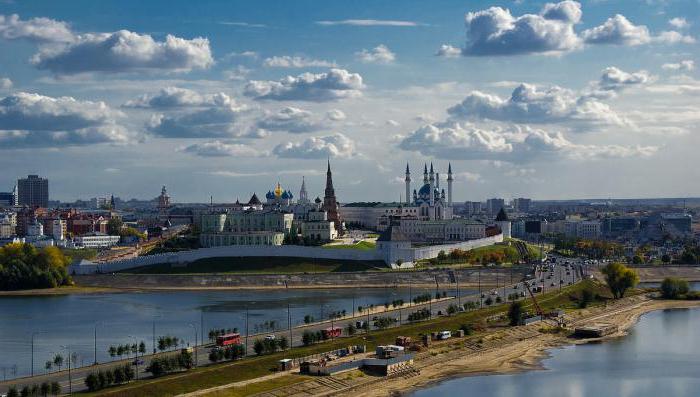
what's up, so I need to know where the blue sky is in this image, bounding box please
[0,0,698,202]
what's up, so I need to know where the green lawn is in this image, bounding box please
[61,247,98,262]
[124,256,386,274]
[83,280,618,397]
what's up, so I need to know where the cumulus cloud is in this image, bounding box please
[668,17,690,29]
[32,30,213,75]
[147,102,247,138]
[223,65,251,81]
[582,14,694,45]
[0,14,74,43]
[447,83,628,128]
[273,133,355,159]
[244,69,364,102]
[263,56,336,68]
[315,19,420,27]
[398,122,655,162]
[662,60,695,72]
[355,45,395,64]
[123,87,236,109]
[598,67,651,91]
[435,44,461,58]
[326,109,346,121]
[0,77,12,90]
[180,140,263,157]
[0,92,131,148]
[254,107,325,134]
[461,1,582,56]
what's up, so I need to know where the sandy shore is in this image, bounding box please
[0,285,119,296]
[359,296,700,397]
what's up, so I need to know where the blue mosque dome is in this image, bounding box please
[418,183,431,196]
[265,191,275,200]
[281,190,290,200]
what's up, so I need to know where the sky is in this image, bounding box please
[0,0,698,203]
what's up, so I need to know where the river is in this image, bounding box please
[0,286,473,380]
[412,306,700,397]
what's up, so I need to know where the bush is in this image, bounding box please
[407,308,431,322]
[660,277,690,299]
[373,316,397,329]
[459,323,474,335]
[446,303,459,315]
[484,297,493,306]
[146,352,193,378]
[579,288,594,308]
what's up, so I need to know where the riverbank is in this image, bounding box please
[0,285,118,296]
[360,296,700,397]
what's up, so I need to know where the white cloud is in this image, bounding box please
[598,67,651,91]
[273,133,355,159]
[0,92,131,148]
[386,119,400,127]
[223,65,251,81]
[326,109,346,121]
[447,83,629,128]
[398,122,656,162]
[254,107,324,134]
[218,21,267,28]
[180,140,263,157]
[32,30,213,75]
[244,69,364,102]
[315,19,420,27]
[0,77,12,90]
[355,45,395,64]
[0,14,74,43]
[147,102,248,138]
[668,17,690,29]
[435,44,461,58]
[461,1,582,56]
[662,60,695,72]
[582,14,694,46]
[262,56,337,68]
[123,87,237,108]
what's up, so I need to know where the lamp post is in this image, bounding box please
[187,324,198,366]
[127,335,139,380]
[93,322,103,365]
[60,345,72,395]
[30,331,45,377]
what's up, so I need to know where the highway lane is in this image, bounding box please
[0,261,578,394]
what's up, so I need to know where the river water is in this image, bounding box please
[0,286,471,380]
[412,306,700,397]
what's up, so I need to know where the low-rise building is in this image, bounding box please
[301,210,337,241]
[73,232,120,249]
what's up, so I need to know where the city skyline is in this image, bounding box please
[1,0,699,201]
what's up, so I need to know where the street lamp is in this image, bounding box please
[127,335,139,380]
[30,331,46,377]
[59,345,72,395]
[187,323,198,366]
[94,321,103,365]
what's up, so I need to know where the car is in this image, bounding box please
[437,330,452,340]
[132,358,144,366]
[265,335,276,341]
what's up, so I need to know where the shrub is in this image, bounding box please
[508,301,524,326]
[660,277,690,299]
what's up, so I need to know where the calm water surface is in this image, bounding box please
[0,286,470,379]
[412,307,700,397]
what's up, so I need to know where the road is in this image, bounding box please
[0,260,580,394]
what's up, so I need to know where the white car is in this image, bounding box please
[265,335,276,341]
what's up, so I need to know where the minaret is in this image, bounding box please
[423,163,428,184]
[436,172,440,190]
[429,162,435,206]
[299,176,309,204]
[404,163,411,205]
[447,163,454,207]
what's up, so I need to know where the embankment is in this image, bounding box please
[74,267,528,290]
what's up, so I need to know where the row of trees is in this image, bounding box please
[253,336,288,355]
[157,335,180,352]
[553,237,624,259]
[108,342,146,359]
[208,345,246,362]
[0,243,72,290]
[5,382,61,397]
[146,352,194,377]
[84,365,135,392]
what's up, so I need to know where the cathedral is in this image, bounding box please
[405,162,454,221]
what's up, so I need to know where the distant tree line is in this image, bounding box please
[0,243,72,290]
[5,381,61,397]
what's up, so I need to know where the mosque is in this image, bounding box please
[406,162,453,221]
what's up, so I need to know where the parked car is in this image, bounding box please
[437,330,452,340]
[265,335,276,341]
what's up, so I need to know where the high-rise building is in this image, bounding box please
[486,198,505,215]
[17,175,49,208]
[513,197,532,213]
[321,160,341,232]
[0,191,14,206]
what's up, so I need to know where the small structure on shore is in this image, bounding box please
[574,323,618,338]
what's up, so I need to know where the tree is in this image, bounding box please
[437,250,447,261]
[278,336,289,350]
[7,386,19,397]
[484,297,493,306]
[345,323,356,336]
[601,263,639,299]
[253,339,264,356]
[40,382,50,397]
[508,301,524,326]
[661,254,671,264]
[107,217,123,236]
[660,277,690,299]
[139,341,146,355]
[579,288,594,308]
[44,361,52,372]
[20,386,30,397]
[108,345,117,358]
[632,255,644,264]
[50,382,60,396]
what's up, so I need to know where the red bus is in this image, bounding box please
[322,327,341,339]
[216,333,241,347]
